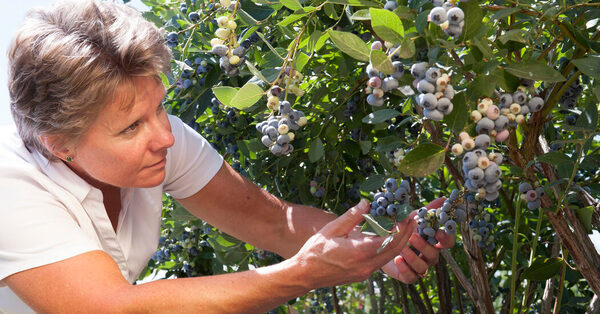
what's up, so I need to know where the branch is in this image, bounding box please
[440,249,478,305]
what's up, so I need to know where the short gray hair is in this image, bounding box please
[8,0,172,161]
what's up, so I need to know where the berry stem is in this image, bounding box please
[509,198,522,314]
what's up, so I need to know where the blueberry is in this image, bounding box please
[468,167,484,181]
[463,152,478,169]
[385,178,398,191]
[410,62,428,79]
[384,0,397,11]
[386,204,398,216]
[444,220,457,234]
[476,117,495,134]
[424,108,444,121]
[484,164,501,183]
[518,182,532,194]
[425,67,441,83]
[189,11,200,22]
[429,7,447,25]
[499,93,513,108]
[446,7,464,23]
[528,96,544,112]
[513,91,527,104]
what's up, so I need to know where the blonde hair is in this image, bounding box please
[8,0,172,161]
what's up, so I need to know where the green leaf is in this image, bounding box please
[572,57,600,80]
[212,86,238,107]
[170,203,197,221]
[360,174,386,192]
[576,101,599,130]
[375,136,403,152]
[459,0,483,41]
[398,143,446,177]
[522,258,563,281]
[369,8,404,44]
[280,0,302,11]
[472,38,492,60]
[575,206,594,233]
[229,83,264,110]
[393,6,415,20]
[294,52,310,72]
[351,9,371,20]
[396,204,413,221]
[278,11,311,27]
[362,214,390,237]
[466,75,496,100]
[563,21,590,50]
[370,49,395,75]
[327,30,370,62]
[443,92,467,132]
[490,7,520,20]
[498,29,526,44]
[491,68,520,91]
[328,0,380,7]
[362,109,401,124]
[377,234,395,253]
[245,60,270,84]
[538,151,573,166]
[240,0,275,21]
[397,36,416,59]
[308,138,324,162]
[505,61,566,83]
[415,11,429,34]
[360,140,372,154]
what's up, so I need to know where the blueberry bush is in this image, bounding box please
[138,0,600,312]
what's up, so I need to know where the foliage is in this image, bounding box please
[139,0,600,312]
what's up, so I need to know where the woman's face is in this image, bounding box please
[68,76,175,189]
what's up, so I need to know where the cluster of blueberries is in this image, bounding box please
[466,197,497,250]
[385,147,406,168]
[151,226,213,277]
[454,132,504,202]
[309,180,326,198]
[364,41,404,107]
[428,2,466,38]
[255,86,307,156]
[416,189,466,245]
[559,76,583,110]
[173,57,211,95]
[369,178,411,217]
[411,62,455,121]
[210,15,258,77]
[518,182,546,210]
[343,95,360,118]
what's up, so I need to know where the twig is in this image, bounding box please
[440,249,478,305]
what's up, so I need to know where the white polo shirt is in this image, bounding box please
[0,115,223,312]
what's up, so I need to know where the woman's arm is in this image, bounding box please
[5,200,414,312]
[177,161,454,281]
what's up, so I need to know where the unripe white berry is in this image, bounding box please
[506,113,516,122]
[215,28,230,40]
[217,16,229,28]
[288,132,295,141]
[510,103,521,115]
[515,114,525,124]
[451,143,464,156]
[229,55,241,65]
[471,110,482,122]
[268,96,279,107]
[227,20,237,30]
[462,138,475,150]
[211,38,224,47]
[278,124,289,134]
[478,156,490,169]
[297,116,308,126]
[372,88,384,98]
[220,0,231,8]
[477,101,489,114]
[458,131,471,142]
[500,108,510,115]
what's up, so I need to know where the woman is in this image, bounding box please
[0,0,453,312]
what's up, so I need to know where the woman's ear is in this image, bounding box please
[39,135,72,162]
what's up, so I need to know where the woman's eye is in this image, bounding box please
[122,122,139,134]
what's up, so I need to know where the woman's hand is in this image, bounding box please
[381,197,456,283]
[290,199,416,289]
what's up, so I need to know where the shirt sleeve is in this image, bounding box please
[162,115,224,199]
[0,167,101,283]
